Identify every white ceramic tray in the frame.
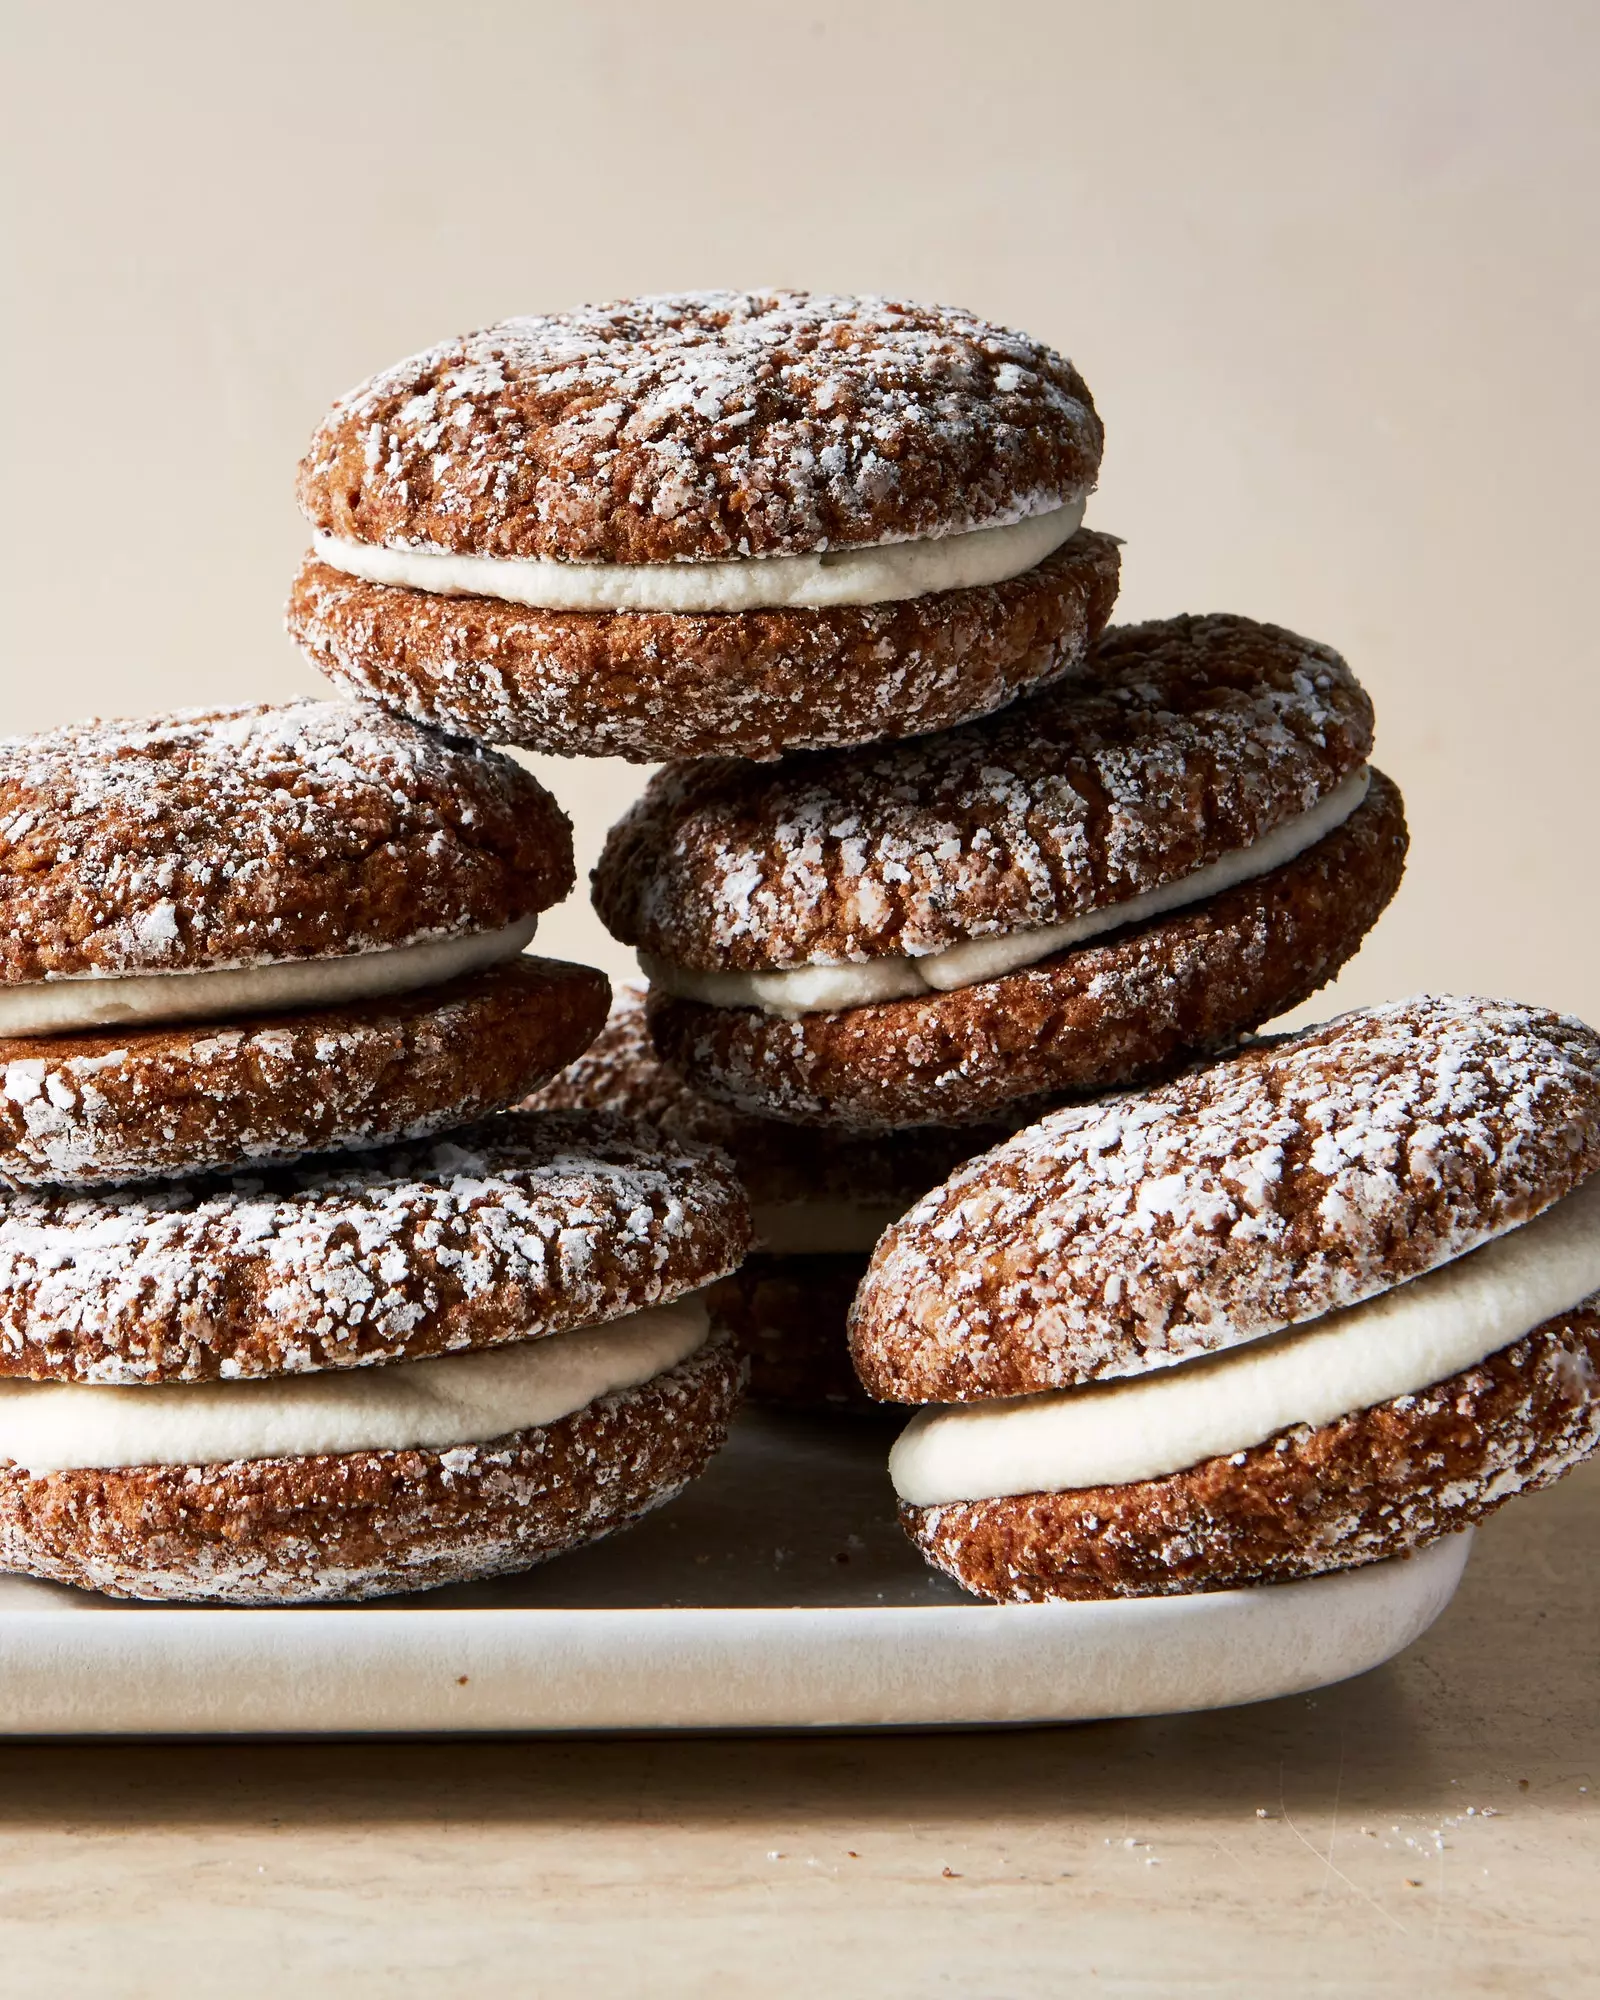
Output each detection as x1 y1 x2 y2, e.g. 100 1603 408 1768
0 1411 1469 1734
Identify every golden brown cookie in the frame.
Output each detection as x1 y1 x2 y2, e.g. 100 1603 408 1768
0 699 571 982
0 1110 750 1384
296 291 1103 563
645 769 1407 1128
287 529 1121 764
0 957 609 1189
0 1331 742 1604
850 996 1600 1402
901 1307 1600 1600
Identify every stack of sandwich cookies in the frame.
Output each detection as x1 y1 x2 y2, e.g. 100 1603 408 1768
0 695 764 1604
287 292 1120 762
596 613 1406 1126
851 997 1600 1601
527 985 1005 1408
0 1112 751 1601
0 700 606 1185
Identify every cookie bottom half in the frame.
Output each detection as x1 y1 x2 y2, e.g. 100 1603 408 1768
0 1338 741 1604
286 533 1121 764
901 1308 1600 1601
0 956 610 1189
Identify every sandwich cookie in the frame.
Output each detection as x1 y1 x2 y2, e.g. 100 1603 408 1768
527 986 1002 1407
0 1110 751 1601
0 700 604 1184
288 291 1119 762
597 614 1408 1127
848 997 1600 1600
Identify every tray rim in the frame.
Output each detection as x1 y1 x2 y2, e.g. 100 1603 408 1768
0 1531 1473 1736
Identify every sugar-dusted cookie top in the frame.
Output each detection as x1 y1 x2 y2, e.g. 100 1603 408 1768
0 1111 749 1385
594 615 1373 971
297 291 1103 564
0 700 571 982
849 997 1600 1401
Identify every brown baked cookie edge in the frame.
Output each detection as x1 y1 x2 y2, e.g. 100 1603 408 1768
285 531 1121 762
650 768 1408 1129
0 701 576 981
0 1337 743 1604
900 1305 1600 1602
0 956 611 1189
595 610 1372 970
524 983 1019 1211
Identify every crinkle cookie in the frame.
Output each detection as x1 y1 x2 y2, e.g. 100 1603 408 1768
296 290 1103 562
287 529 1121 765
856 996 1600 1600
1 1324 743 1605
0 697 589 1178
599 615 1405 1125
902 1310 1600 1600
0 699 571 988
289 291 1115 761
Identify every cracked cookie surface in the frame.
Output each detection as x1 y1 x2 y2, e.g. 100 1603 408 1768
0 700 572 981
296 290 1103 564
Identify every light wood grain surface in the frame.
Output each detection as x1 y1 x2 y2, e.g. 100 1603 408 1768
2 1459 1594 1997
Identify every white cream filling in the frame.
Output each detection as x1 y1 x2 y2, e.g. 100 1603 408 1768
889 1175 1600 1508
0 1296 710 1475
750 1199 909 1256
646 767 1372 1020
0 917 539 1040
311 499 1087 614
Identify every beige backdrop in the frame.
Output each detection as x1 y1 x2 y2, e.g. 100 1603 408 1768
6 0 1597 1024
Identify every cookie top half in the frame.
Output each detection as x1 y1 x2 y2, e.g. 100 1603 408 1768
0 1110 750 1385
849 997 1600 1402
0 700 572 982
296 291 1102 565
595 615 1373 970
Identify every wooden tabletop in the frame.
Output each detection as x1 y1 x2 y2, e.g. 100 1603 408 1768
1 1461 1595 1997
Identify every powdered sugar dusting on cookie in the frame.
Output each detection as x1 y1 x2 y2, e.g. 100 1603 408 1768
0 959 608 1188
851 997 1600 1401
645 777 1407 1131
0 700 571 981
297 291 1103 565
596 614 1374 967
288 531 1120 765
0 1111 750 1385
905 1307 1600 1599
